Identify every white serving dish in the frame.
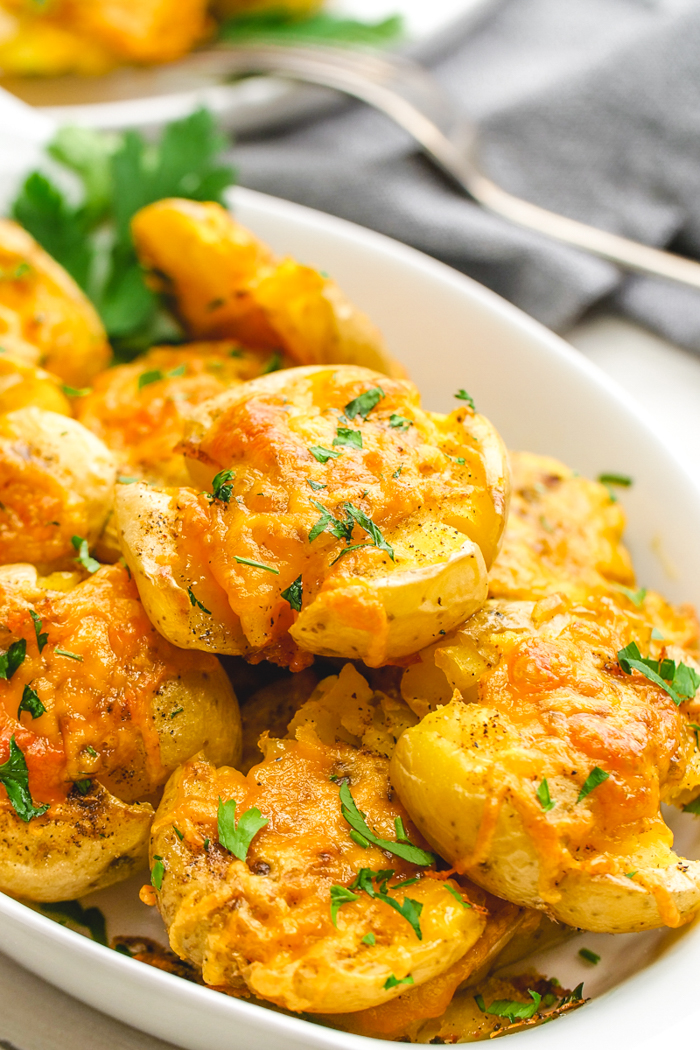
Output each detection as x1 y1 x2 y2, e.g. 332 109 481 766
0 0 502 133
1 186 700 1049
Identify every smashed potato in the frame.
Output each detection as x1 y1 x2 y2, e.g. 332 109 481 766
0 354 70 415
0 408 116 571
117 364 509 666
76 342 289 488
131 198 401 377
0 561 240 900
0 219 110 387
392 597 700 933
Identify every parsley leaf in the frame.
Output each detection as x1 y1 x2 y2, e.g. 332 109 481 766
138 369 163 389
344 387 385 420
682 797 700 815
18 685 46 720
598 473 633 487
0 639 26 680
444 883 472 909
151 856 165 890
576 766 609 803
536 778 555 812
342 504 395 562
55 648 83 661
12 111 235 360
389 412 412 431
578 948 600 964
306 478 326 492
73 778 92 795
309 445 343 464
362 932 376 946
339 783 434 866
618 642 700 706
329 884 360 925
187 587 211 615
217 797 268 861
455 389 476 410
475 989 542 1023
219 11 404 47
616 586 647 607
71 535 100 574
211 469 235 504
309 500 354 544
333 427 363 450
262 351 283 374
384 973 414 990
29 610 48 653
233 556 279 574
41 899 108 945
0 736 49 822
281 574 303 612
62 385 92 398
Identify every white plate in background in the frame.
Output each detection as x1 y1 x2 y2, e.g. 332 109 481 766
0 0 501 133
0 185 700 1050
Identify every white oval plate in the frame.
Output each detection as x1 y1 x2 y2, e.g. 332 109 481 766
0 0 502 133
1 186 700 1049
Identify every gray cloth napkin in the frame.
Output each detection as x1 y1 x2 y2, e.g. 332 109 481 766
235 0 700 351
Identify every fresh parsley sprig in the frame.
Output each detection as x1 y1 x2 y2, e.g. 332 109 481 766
339 783 433 866
344 387 385 420
475 989 542 1024
347 866 424 939
29 610 48 653
617 642 700 706
72 535 100 574
217 797 268 861
0 736 49 822
0 639 26 680
18 685 46 720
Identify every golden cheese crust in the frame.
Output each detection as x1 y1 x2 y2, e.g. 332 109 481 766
0 561 241 900
116 364 509 667
0 219 111 386
76 342 290 488
131 199 402 377
0 354 70 416
0 408 116 572
392 597 700 933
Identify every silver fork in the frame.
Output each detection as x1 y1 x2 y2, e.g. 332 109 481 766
177 41 700 291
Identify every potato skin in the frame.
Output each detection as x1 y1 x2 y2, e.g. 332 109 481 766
150 739 485 1014
0 219 110 387
0 561 241 900
131 199 402 377
0 783 153 902
118 364 508 667
0 355 70 415
392 598 700 933
0 407 116 572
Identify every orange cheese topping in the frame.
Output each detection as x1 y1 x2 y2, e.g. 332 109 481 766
77 343 286 487
0 564 204 807
178 368 496 657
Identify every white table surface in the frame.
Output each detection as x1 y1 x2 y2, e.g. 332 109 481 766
1 314 699 1050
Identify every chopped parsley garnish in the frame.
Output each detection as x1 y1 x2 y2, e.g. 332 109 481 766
217 798 268 861
690 723 700 747
169 707 184 720
682 797 700 815
624 871 637 878
210 468 235 504
73 778 92 795
598 473 633 487
281 574 303 612
0 639 26 680
151 856 165 890
475 989 542 1023
41 900 107 944
333 426 363 450
617 585 647 607
62 385 91 398
173 826 184 841
362 932 376 946
233 555 279 574
29 610 48 652
187 587 211 615
389 412 412 431
536 779 555 812
262 351 283 374
18 685 46 720
617 642 700 706
578 948 600 964
329 885 360 925
0 736 49 822
220 10 403 48
339 783 434 866
348 867 424 939
138 369 164 389
309 445 342 464
444 883 472 908
71 535 100 574
55 648 83 661
455 389 476 410
344 387 385 420
651 627 665 640
309 502 395 564
306 478 326 491
559 983 585 1006
84 745 98 758
309 500 354 543
576 766 609 803
392 466 403 478
384 973 414 991
394 816 410 842
117 475 138 485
